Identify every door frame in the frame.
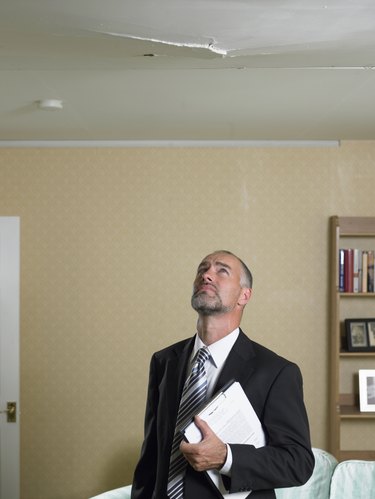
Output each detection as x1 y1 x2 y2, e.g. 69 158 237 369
0 217 20 499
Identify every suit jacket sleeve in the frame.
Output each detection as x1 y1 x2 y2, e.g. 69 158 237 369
131 354 159 499
226 362 314 494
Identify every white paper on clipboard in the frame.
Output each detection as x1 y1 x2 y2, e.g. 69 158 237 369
182 381 265 447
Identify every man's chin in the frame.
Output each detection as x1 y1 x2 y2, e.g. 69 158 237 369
191 295 222 315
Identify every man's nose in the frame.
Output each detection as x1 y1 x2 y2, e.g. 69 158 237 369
202 269 213 282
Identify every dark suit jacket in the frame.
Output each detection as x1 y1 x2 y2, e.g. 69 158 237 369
131 330 314 499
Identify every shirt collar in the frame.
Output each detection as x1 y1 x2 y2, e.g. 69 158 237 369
192 328 240 369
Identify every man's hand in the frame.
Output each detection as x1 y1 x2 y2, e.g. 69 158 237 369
180 416 227 472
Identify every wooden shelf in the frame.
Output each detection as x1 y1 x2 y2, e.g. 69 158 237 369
329 216 375 461
339 292 375 297
340 351 375 357
340 405 375 419
337 216 375 236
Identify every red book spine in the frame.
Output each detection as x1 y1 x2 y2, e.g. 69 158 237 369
344 249 354 292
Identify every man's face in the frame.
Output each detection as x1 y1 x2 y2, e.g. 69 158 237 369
191 252 246 315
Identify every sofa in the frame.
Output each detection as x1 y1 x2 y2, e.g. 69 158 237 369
90 448 375 499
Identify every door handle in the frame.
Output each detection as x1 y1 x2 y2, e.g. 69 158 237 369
0 401 17 422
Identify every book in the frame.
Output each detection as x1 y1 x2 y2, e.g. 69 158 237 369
344 248 353 292
338 249 345 292
362 251 368 293
367 250 374 292
353 249 360 293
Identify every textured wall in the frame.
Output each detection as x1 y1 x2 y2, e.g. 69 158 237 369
0 141 374 498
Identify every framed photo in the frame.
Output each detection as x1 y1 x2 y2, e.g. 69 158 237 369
367 320 375 348
345 319 369 351
359 369 375 412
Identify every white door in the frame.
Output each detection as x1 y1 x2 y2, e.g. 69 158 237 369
0 217 20 499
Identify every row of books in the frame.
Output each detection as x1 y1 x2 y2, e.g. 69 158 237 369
339 249 375 293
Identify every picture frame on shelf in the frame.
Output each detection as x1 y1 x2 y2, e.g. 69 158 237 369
367 320 375 348
345 319 370 351
359 369 375 412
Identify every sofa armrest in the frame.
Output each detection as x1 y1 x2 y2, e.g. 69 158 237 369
89 484 132 499
275 448 338 499
330 460 375 499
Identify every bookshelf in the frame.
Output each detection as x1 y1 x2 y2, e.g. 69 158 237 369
329 216 375 461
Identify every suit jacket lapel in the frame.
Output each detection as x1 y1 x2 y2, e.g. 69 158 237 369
165 337 195 425
214 329 256 392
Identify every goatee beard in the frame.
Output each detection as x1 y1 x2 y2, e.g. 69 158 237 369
191 292 228 315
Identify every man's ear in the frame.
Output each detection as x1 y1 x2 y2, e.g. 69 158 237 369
238 287 252 306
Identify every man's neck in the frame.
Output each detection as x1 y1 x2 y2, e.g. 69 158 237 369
196 314 241 346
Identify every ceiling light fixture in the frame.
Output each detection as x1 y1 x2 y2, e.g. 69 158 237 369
37 99 63 111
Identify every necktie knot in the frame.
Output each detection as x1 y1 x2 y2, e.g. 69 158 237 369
195 346 210 366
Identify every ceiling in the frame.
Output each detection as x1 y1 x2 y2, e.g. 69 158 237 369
1 0 375 143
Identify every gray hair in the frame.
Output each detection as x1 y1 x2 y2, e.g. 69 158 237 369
212 250 253 288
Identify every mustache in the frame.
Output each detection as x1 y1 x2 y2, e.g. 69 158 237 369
193 281 217 295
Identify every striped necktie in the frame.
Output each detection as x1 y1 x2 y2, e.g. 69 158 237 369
167 347 211 499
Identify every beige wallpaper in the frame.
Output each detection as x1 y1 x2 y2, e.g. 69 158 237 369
0 141 375 498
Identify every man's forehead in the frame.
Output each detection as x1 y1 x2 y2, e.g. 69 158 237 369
199 252 239 268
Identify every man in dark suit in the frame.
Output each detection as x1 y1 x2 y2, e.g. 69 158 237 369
131 250 314 499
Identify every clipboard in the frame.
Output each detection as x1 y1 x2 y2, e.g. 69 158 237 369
182 380 266 447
